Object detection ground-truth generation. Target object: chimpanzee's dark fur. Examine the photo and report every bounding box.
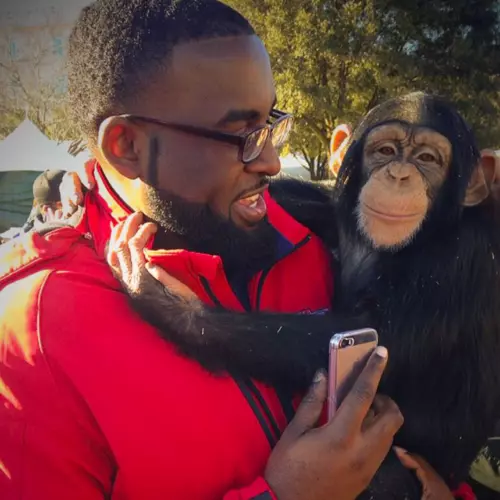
[126,93,500,498]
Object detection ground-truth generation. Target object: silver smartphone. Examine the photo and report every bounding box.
[327,328,378,420]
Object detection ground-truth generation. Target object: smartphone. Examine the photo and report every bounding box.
[328,328,378,419]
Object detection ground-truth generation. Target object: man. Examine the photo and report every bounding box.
[0,2,403,499]
[2,169,67,240]
[25,169,67,230]
[0,1,427,499]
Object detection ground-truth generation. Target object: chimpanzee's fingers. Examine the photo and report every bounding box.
[107,220,126,274]
[113,213,144,281]
[128,222,157,274]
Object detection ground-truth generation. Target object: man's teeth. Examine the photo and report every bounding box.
[240,193,260,207]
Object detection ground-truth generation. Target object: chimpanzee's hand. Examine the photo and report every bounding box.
[394,447,454,500]
[59,161,96,217]
[106,212,198,301]
[44,206,65,223]
[265,347,404,500]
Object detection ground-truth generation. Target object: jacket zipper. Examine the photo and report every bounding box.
[253,234,312,426]
[199,234,313,443]
[199,269,281,445]
[199,276,224,308]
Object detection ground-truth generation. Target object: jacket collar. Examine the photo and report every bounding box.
[80,160,311,281]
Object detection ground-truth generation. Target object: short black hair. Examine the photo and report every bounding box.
[67,0,255,142]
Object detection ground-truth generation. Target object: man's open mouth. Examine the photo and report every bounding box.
[233,187,268,226]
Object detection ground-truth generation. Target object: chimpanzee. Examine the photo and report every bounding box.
[121,92,500,498]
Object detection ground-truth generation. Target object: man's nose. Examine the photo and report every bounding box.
[244,141,281,177]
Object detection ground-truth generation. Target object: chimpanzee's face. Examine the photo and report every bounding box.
[357,122,452,249]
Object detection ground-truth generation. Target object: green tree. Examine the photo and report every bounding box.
[0,22,79,141]
[226,0,500,179]
[375,0,500,148]
[228,0,385,179]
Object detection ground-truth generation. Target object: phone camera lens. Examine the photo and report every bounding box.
[341,338,355,348]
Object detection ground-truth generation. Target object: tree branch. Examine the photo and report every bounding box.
[302,118,330,151]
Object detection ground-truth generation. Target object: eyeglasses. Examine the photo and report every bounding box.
[119,109,293,164]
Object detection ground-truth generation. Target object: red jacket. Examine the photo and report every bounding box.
[0,165,333,500]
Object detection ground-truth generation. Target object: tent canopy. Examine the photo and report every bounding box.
[0,119,77,173]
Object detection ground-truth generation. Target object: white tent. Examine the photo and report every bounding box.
[0,119,75,173]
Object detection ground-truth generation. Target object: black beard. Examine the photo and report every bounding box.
[143,184,278,276]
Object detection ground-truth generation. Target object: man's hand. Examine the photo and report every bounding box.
[265,347,404,500]
[59,161,96,217]
[394,447,455,500]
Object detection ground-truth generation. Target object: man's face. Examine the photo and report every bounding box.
[119,35,282,270]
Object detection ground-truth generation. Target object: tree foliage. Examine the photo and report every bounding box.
[227,0,500,179]
[1,2,498,178]
[0,24,79,141]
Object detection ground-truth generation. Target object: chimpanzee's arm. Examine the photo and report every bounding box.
[124,177,360,392]
[128,273,369,391]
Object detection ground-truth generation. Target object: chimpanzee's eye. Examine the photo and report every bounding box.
[418,152,437,163]
[378,145,396,156]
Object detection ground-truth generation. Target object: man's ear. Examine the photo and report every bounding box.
[97,116,144,180]
[462,149,498,206]
[329,124,352,176]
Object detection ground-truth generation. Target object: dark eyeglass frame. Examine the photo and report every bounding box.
[118,108,293,164]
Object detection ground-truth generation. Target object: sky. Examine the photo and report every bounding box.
[0,0,91,27]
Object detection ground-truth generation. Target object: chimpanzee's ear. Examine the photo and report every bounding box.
[462,150,498,206]
[329,124,352,176]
